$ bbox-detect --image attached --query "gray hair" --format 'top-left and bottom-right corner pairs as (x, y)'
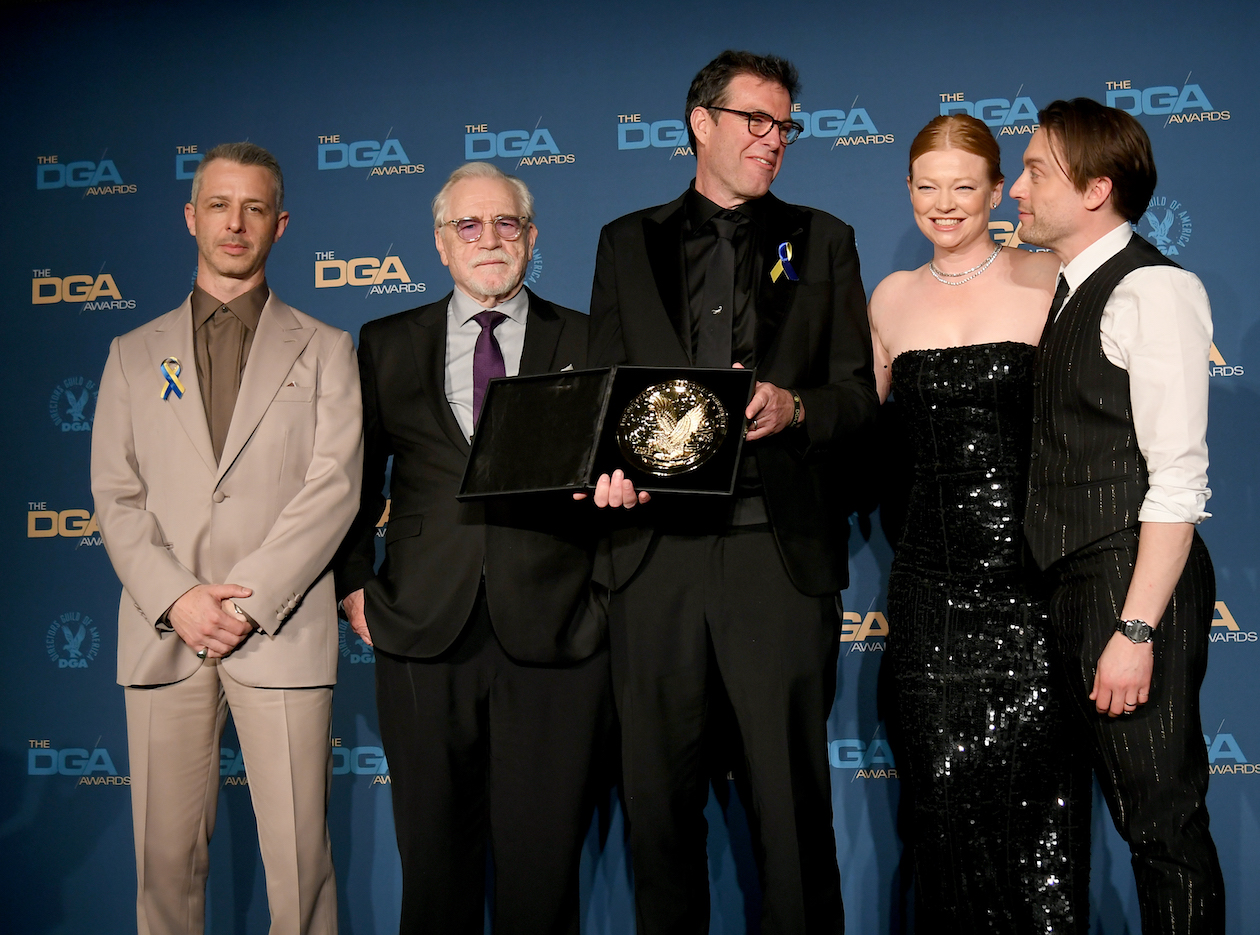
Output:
(190, 142), (285, 212)
(431, 162), (534, 231)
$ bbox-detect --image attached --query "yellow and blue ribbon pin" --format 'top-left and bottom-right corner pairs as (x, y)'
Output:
(770, 241), (798, 283)
(160, 357), (185, 400)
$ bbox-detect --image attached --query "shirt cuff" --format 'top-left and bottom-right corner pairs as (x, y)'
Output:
(1138, 487), (1212, 525)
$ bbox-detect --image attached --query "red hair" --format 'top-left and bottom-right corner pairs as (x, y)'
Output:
(908, 114), (1002, 182)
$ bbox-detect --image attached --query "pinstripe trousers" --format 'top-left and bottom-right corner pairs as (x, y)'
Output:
(1045, 528), (1224, 935)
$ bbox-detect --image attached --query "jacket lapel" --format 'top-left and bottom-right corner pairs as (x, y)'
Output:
(215, 295), (314, 484)
(754, 194), (809, 366)
(643, 196), (692, 364)
(518, 288), (563, 375)
(407, 294), (471, 455)
(144, 297), (216, 473)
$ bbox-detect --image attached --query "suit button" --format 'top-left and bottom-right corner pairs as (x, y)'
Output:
(212, 491), (226, 503)
(1032, 416), (1040, 424)
(1030, 452), (1039, 459)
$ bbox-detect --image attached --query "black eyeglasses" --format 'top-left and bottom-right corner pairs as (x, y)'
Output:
(707, 107), (804, 144)
(444, 216), (531, 243)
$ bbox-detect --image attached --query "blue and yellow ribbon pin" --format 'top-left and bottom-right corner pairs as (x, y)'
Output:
(770, 241), (798, 283)
(159, 357), (185, 400)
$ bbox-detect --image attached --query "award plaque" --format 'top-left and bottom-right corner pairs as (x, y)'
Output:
(458, 365), (756, 499)
(616, 379), (728, 476)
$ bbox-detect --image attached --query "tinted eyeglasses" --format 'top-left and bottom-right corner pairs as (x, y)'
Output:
(707, 107), (804, 144)
(444, 216), (531, 243)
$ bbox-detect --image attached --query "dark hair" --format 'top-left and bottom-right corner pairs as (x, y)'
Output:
(191, 142), (285, 212)
(684, 50), (801, 152)
(1037, 98), (1156, 223)
(907, 114), (1002, 183)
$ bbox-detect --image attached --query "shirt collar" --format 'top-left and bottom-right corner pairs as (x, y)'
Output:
(684, 180), (763, 232)
(191, 281), (269, 331)
(449, 283), (530, 327)
(1060, 222), (1134, 293)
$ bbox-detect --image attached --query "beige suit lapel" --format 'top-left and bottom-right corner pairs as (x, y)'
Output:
(216, 294), (314, 485)
(143, 297), (216, 473)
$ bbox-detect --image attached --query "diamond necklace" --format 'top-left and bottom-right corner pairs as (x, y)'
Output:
(929, 243), (1002, 286)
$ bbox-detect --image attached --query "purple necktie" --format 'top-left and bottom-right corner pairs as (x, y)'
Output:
(472, 310), (507, 427)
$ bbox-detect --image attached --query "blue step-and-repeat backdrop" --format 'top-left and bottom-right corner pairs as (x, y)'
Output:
(3, 1), (1256, 932)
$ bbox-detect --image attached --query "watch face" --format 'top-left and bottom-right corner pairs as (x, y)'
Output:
(1120, 619), (1153, 642)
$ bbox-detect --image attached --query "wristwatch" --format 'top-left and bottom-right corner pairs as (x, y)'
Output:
(1116, 618), (1155, 644)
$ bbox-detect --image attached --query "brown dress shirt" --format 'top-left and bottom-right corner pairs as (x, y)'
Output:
(191, 282), (269, 463)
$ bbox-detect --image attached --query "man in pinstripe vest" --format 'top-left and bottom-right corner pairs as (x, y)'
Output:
(1012, 98), (1223, 934)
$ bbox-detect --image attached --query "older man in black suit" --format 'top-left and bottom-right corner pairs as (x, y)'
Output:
(586, 50), (877, 935)
(336, 162), (610, 935)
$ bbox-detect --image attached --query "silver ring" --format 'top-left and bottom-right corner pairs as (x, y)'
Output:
(196, 648), (207, 660)
(751, 418), (758, 430)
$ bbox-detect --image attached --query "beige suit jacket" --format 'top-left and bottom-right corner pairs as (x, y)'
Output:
(91, 292), (363, 689)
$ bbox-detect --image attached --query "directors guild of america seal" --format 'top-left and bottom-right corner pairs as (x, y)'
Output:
(617, 379), (728, 476)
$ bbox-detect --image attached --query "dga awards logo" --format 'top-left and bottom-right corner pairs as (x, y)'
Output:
(314, 250), (425, 296)
(617, 114), (691, 156)
(939, 89), (1040, 136)
(175, 144), (203, 179)
(27, 502), (102, 545)
(32, 268), (134, 310)
(48, 376), (97, 433)
(792, 101), (893, 147)
(1138, 195), (1191, 255)
(1204, 729), (1254, 776)
(27, 740), (124, 783)
(45, 611), (100, 669)
(465, 121), (575, 166)
(317, 132), (425, 177)
(36, 154), (135, 194)
(1104, 78), (1228, 125)
(338, 619), (375, 664)
(1210, 601), (1254, 643)
(828, 735), (898, 779)
(1208, 344), (1243, 378)
(331, 741), (390, 782)
(841, 610), (888, 652)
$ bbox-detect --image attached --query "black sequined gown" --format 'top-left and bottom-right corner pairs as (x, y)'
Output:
(885, 342), (1088, 934)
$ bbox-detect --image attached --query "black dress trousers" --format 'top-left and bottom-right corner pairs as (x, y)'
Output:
(374, 590), (613, 935)
(610, 527), (843, 935)
(1046, 528), (1224, 935)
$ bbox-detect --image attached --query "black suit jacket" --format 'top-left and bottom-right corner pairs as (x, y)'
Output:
(589, 190), (877, 596)
(335, 288), (603, 664)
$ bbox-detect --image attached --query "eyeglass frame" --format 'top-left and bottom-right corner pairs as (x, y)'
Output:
(705, 106), (805, 145)
(442, 215), (533, 243)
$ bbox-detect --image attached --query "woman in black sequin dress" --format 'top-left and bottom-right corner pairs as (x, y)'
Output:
(868, 115), (1090, 933)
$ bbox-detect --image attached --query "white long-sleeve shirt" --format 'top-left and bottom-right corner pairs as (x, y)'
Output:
(1057, 222), (1212, 524)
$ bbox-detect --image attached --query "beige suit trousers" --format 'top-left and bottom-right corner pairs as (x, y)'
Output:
(124, 662), (337, 935)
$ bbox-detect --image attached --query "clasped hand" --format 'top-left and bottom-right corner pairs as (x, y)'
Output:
(168, 583), (254, 659)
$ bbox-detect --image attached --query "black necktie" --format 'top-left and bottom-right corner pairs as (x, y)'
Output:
(697, 213), (741, 368)
(1048, 274), (1070, 320)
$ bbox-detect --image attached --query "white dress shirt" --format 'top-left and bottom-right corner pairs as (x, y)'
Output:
(1057, 222), (1212, 524)
(445, 286), (529, 440)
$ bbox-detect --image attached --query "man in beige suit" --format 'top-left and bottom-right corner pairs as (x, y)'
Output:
(90, 142), (362, 935)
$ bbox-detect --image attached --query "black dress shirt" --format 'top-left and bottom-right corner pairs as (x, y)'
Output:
(681, 185), (763, 368)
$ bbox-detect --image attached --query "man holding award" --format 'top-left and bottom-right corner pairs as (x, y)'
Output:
(587, 50), (877, 933)
(335, 162), (611, 935)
